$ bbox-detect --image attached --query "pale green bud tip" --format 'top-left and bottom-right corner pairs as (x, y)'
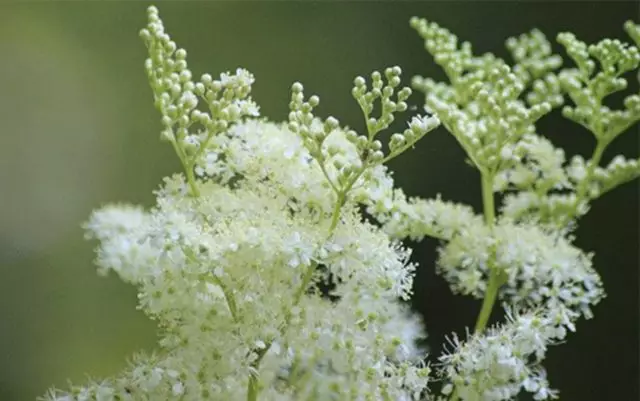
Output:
(292, 82), (304, 93)
(325, 116), (339, 129)
(309, 95), (320, 107)
(356, 135), (368, 148)
(200, 74), (212, 85)
(175, 49), (187, 60)
(371, 150), (384, 162)
(354, 76), (366, 87)
(139, 29), (151, 41)
(399, 87), (412, 98)
(625, 94), (640, 110)
(625, 21), (640, 44)
(392, 66), (402, 76)
(409, 16), (423, 29)
(147, 5), (159, 16)
(160, 129), (174, 141)
(179, 70), (192, 83)
(210, 81), (222, 92)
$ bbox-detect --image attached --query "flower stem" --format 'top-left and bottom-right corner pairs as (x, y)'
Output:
(474, 173), (500, 333)
(185, 166), (200, 197)
(474, 262), (502, 332)
(169, 138), (201, 197)
(481, 172), (495, 226)
(328, 193), (345, 235)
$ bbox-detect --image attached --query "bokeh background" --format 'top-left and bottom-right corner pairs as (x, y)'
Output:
(1, 2), (637, 400)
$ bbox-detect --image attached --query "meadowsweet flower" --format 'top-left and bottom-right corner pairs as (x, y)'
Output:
(44, 6), (640, 401)
(44, 7), (435, 400)
(438, 308), (564, 401)
(367, 189), (484, 242)
(437, 219), (604, 320)
(70, 158), (430, 400)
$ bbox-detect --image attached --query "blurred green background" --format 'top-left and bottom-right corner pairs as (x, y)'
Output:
(0, 2), (637, 400)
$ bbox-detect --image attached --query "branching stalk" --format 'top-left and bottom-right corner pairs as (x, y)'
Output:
(475, 172), (501, 334)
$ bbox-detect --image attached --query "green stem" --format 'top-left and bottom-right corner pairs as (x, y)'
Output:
(328, 193), (345, 235)
(185, 166), (200, 198)
(574, 139), (606, 212)
(481, 173), (495, 226)
(474, 264), (502, 332)
(169, 138), (200, 197)
(580, 140), (606, 198)
(474, 173), (500, 333)
(446, 173), (503, 398)
(209, 275), (238, 322)
(247, 375), (259, 401)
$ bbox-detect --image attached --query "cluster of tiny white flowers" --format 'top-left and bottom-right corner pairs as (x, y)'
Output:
(366, 188), (484, 242)
(44, 6), (435, 401)
(368, 18), (638, 401)
(72, 169), (431, 400)
(437, 219), (604, 320)
(194, 118), (339, 213)
(496, 133), (577, 226)
(494, 133), (570, 195)
(438, 308), (565, 401)
(44, 7), (640, 401)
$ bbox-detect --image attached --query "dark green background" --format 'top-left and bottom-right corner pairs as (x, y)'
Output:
(1, 2), (637, 400)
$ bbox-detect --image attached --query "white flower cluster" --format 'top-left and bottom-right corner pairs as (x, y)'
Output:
(498, 138), (640, 227)
(438, 308), (565, 401)
(192, 118), (340, 213)
(437, 219), (604, 320)
(494, 133), (569, 195)
(367, 17), (639, 401)
(496, 133), (578, 226)
(49, 139), (430, 400)
(44, 6), (640, 401)
(366, 182), (604, 325)
(367, 188), (484, 242)
(45, 6), (435, 401)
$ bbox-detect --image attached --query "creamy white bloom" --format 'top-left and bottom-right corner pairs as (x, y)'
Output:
(437, 219), (604, 321)
(439, 308), (563, 401)
(45, 5), (640, 401)
(70, 138), (428, 400)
